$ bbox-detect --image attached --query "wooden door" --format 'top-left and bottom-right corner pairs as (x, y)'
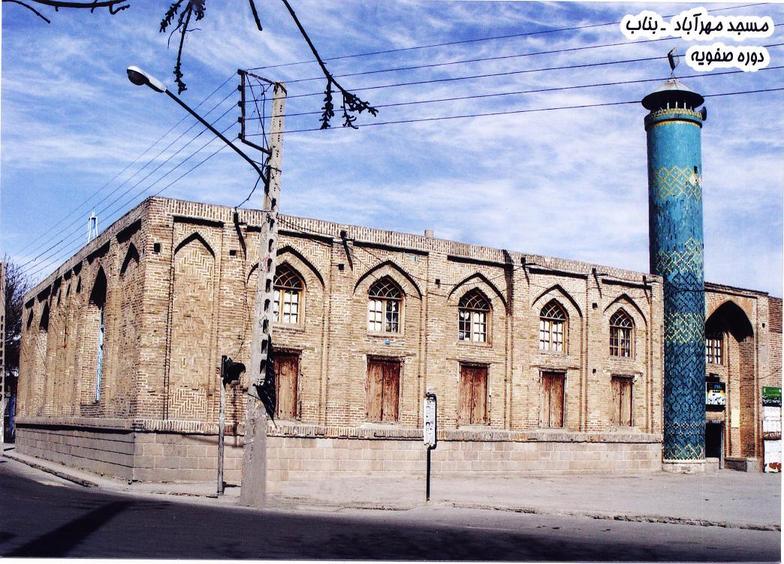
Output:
(275, 353), (299, 419)
(611, 376), (633, 427)
(459, 364), (488, 425)
(542, 372), (564, 428)
(367, 358), (400, 422)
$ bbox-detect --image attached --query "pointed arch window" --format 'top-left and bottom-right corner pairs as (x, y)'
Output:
(90, 270), (107, 402)
(610, 310), (634, 358)
(273, 264), (304, 325)
(368, 277), (402, 333)
(539, 301), (566, 352)
(458, 290), (490, 343)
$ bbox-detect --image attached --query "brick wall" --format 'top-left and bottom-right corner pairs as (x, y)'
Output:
(14, 197), (777, 481)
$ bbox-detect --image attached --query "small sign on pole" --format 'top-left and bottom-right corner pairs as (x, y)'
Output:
(424, 393), (437, 448)
(424, 392), (437, 501)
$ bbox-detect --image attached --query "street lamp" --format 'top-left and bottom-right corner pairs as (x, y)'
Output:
(126, 65), (264, 178)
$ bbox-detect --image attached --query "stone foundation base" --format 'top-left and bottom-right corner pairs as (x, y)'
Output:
(725, 456), (760, 472)
(15, 424), (244, 484)
(662, 459), (707, 473)
(16, 420), (664, 485)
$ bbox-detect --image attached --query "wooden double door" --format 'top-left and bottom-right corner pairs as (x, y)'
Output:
(274, 352), (299, 420)
(459, 364), (488, 425)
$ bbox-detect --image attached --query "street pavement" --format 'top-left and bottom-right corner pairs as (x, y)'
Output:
(0, 457), (781, 560)
(4, 446), (780, 531)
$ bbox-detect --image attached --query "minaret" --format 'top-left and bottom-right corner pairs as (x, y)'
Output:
(642, 79), (707, 471)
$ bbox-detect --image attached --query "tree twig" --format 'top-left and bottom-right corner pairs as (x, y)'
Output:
(278, 0), (377, 128)
(248, 0), (262, 31)
(2, 0), (52, 22)
(160, 0), (206, 94)
(4, 0), (129, 14)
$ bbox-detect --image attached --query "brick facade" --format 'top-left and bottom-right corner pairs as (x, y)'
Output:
(15, 197), (780, 483)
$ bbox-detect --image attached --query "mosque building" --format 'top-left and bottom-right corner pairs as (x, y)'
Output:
(14, 79), (781, 485)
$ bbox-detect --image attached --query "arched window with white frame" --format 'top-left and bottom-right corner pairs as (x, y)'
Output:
(273, 264), (304, 325)
(368, 277), (402, 333)
(458, 290), (490, 343)
(609, 309), (634, 358)
(539, 300), (566, 352)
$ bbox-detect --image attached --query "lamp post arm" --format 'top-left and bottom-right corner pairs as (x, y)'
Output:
(164, 89), (266, 179)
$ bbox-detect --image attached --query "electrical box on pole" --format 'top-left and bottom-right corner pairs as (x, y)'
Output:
(239, 74), (287, 508)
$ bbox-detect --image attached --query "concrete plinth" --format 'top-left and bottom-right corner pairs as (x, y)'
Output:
(725, 457), (760, 472)
(662, 459), (707, 473)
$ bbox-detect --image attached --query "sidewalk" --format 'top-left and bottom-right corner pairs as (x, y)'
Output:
(4, 446), (780, 530)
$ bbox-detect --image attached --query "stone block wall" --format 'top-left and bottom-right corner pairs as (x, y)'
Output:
(265, 424), (662, 492)
(15, 423), (136, 481)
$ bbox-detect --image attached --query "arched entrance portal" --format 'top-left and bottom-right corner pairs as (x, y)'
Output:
(705, 301), (756, 461)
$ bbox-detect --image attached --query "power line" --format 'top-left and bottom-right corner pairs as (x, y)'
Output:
(277, 86), (784, 135)
(24, 137), (232, 281)
(248, 3), (768, 71)
(284, 41), (784, 101)
(18, 92), (238, 269)
(15, 75), (237, 258)
(22, 119), (238, 279)
(281, 37), (675, 86)
(23, 125), (232, 279)
(251, 66), (783, 121)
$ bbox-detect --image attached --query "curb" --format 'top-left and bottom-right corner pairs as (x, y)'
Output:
(446, 502), (782, 532)
(267, 495), (781, 532)
(3, 451), (99, 488)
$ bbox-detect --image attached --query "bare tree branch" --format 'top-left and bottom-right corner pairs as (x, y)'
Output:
(2, 0), (52, 22)
(9, 0), (376, 128)
(160, 0), (206, 94)
(278, 0), (377, 129)
(2, 259), (31, 379)
(248, 0), (262, 31)
(2, 0), (130, 16)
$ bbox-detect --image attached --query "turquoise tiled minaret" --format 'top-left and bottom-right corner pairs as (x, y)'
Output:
(643, 80), (706, 464)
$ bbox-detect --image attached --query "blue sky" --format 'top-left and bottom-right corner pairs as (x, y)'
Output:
(2, 1), (782, 295)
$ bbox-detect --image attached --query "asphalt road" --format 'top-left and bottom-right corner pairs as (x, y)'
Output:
(0, 458), (780, 561)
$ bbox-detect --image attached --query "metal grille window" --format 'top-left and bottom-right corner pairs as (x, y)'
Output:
(458, 290), (490, 343)
(272, 264), (303, 325)
(705, 333), (723, 365)
(539, 301), (566, 352)
(609, 310), (634, 358)
(368, 278), (402, 333)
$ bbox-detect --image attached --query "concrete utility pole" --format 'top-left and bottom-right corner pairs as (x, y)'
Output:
(1, 262), (6, 454)
(126, 66), (286, 503)
(240, 82), (287, 508)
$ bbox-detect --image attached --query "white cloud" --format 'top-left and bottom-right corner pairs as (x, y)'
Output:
(2, 1), (782, 295)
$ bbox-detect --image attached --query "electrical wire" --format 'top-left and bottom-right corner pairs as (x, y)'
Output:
(282, 41), (784, 101)
(18, 95), (238, 270)
(280, 37), (676, 86)
(276, 86), (784, 135)
(247, 66), (784, 122)
(15, 74), (236, 257)
(22, 122), (237, 280)
(248, 2), (769, 71)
